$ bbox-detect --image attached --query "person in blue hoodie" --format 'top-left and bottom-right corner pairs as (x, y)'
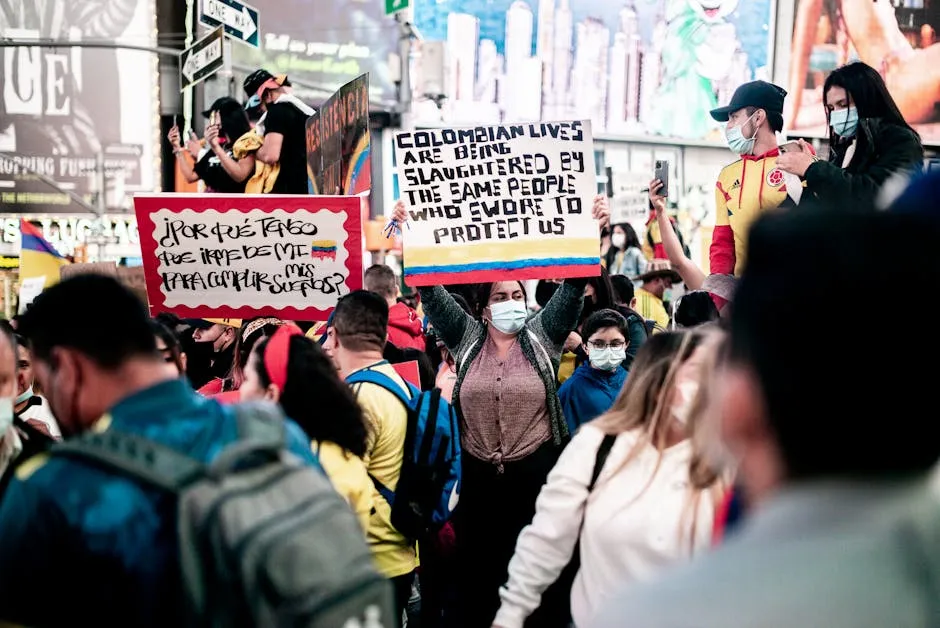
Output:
(558, 309), (630, 435)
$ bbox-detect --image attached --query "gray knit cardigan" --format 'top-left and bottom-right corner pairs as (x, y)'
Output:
(418, 281), (586, 448)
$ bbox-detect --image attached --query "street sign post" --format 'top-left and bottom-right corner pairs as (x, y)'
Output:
(385, 0), (409, 15)
(200, 0), (260, 49)
(180, 26), (225, 91)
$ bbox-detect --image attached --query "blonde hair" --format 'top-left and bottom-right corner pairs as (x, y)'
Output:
(592, 325), (728, 551)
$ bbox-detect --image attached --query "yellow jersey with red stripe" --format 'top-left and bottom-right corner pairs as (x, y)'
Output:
(710, 148), (797, 276)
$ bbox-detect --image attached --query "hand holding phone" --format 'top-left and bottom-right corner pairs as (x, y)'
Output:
(779, 141), (801, 154)
(654, 160), (669, 197)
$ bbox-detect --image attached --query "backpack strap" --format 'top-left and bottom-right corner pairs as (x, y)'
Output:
(588, 434), (617, 492)
(346, 370), (416, 509)
(52, 430), (204, 493)
(368, 472), (397, 507)
(346, 369), (417, 406)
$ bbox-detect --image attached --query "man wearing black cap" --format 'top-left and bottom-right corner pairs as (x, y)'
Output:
(243, 70), (315, 194)
(707, 81), (814, 277)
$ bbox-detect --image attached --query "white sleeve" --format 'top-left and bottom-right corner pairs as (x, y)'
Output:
(494, 426), (607, 628)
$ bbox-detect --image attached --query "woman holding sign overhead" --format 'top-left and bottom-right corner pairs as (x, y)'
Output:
(392, 196), (610, 628)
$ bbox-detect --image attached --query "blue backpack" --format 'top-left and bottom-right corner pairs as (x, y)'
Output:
(346, 369), (461, 539)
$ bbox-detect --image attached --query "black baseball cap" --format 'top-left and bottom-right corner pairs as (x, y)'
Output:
(710, 80), (787, 122)
(243, 69), (291, 99)
(202, 96), (243, 119)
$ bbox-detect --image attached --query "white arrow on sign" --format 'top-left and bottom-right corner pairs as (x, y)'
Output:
(204, 0), (257, 40)
(182, 36), (223, 83)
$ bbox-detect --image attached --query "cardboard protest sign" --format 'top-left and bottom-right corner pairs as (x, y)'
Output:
(133, 194), (363, 321)
(608, 168), (651, 224)
(59, 262), (149, 306)
(306, 74), (371, 195)
(60, 262), (118, 281)
(394, 121), (600, 287)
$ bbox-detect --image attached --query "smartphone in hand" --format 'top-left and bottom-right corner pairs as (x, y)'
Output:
(779, 141), (801, 153)
(654, 160), (669, 197)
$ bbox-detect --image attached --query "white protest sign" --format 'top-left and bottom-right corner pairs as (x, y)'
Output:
(394, 121), (600, 286)
(609, 169), (651, 223)
(18, 276), (45, 314)
(133, 195), (364, 321)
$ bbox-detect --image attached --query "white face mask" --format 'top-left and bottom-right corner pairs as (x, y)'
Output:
(488, 300), (527, 335)
(672, 380), (700, 425)
(611, 233), (626, 249)
(0, 397), (13, 435)
(589, 346), (626, 371)
(15, 385), (33, 406)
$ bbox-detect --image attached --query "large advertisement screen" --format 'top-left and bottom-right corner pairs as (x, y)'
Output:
(0, 0), (159, 214)
(787, 0), (940, 145)
(411, 0), (775, 142)
(231, 0), (399, 107)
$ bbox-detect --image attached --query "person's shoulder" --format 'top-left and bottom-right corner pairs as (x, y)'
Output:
(874, 120), (924, 154)
(717, 159), (744, 178)
(349, 366), (410, 413)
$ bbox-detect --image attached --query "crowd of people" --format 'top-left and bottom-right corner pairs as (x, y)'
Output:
(0, 59), (937, 628)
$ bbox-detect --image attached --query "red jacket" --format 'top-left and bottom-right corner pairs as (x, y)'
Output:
(387, 301), (425, 350)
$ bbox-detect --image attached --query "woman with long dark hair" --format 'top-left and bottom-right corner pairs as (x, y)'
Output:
(168, 97), (255, 193)
(241, 326), (372, 531)
(777, 61), (923, 210)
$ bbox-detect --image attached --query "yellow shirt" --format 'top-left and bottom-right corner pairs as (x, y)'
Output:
(635, 287), (670, 330)
(348, 363), (417, 578)
(313, 440), (373, 534)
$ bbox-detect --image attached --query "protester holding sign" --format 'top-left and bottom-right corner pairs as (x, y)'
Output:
(390, 192), (609, 628)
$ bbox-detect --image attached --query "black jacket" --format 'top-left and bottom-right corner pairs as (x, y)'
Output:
(802, 118), (923, 211)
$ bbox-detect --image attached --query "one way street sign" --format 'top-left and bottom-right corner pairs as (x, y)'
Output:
(179, 26), (225, 91)
(200, 0), (260, 49)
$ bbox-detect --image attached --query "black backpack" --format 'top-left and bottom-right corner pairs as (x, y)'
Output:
(52, 402), (395, 627)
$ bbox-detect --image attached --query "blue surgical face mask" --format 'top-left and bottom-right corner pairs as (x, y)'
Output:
(488, 299), (527, 335)
(830, 106), (859, 138)
(724, 112), (757, 156)
(589, 346), (626, 371)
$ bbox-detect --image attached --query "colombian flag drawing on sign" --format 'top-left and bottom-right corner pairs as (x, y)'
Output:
(20, 220), (69, 287)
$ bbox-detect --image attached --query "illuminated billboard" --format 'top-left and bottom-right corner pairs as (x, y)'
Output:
(0, 0), (160, 214)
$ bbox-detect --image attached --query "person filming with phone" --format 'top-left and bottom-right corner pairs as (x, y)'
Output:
(775, 62), (923, 212)
(708, 81), (811, 277)
(168, 97), (254, 193)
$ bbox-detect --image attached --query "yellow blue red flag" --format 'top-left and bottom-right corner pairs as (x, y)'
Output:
(20, 219), (68, 287)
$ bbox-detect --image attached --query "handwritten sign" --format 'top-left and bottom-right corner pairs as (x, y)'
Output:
(306, 73), (371, 195)
(609, 168), (651, 223)
(133, 194), (363, 321)
(394, 121), (600, 286)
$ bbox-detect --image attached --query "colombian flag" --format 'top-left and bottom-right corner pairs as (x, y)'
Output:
(20, 220), (68, 287)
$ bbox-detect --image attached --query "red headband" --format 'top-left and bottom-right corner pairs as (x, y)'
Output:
(263, 324), (304, 392)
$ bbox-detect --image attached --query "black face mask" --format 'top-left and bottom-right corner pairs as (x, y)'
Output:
(180, 335), (215, 388)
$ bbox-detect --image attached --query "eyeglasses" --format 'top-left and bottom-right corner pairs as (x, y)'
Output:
(588, 340), (626, 350)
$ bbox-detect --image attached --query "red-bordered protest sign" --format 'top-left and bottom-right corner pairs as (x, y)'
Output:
(133, 194), (363, 321)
